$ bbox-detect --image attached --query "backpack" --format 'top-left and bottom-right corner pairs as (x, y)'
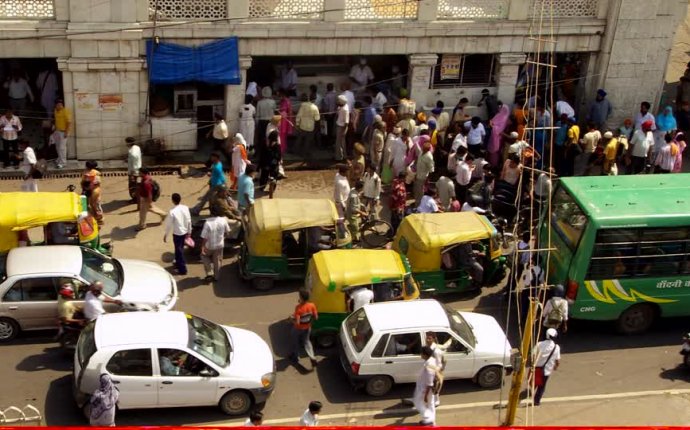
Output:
(152, 180), (161, 202)
(545, 298), (566, 328)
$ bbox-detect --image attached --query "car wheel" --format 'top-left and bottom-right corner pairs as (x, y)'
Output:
(0, 317), (19, 342)
(476, 366), (503, 388)
(315, 332), (337, 349)
(365, 375), (393, 396)
(252, 277), (274, 291)
(616, 303), (655, 335)
(219, 390), (253, 416)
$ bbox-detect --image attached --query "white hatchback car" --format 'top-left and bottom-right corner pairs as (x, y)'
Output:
(0, 245), (178, 341)
(73, 311), (276, 416)
(339, 300), (512, 396)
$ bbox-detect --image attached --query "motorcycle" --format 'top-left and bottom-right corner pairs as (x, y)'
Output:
(681, 333), (690, 367)
(58, 321), (85, 351)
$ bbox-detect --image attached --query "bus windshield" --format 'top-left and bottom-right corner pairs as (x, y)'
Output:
(551, 186), (588, 251)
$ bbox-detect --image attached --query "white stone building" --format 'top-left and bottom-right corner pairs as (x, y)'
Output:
(0, 0), (687, 160)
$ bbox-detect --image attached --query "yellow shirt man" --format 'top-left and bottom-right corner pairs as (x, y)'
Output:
(567, 124), (580, 146)
(54, 105), (72, 133)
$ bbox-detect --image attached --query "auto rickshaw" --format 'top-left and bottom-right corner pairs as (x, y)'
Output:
(0, 192), (111, 255)
(239, 199), (351, 290)
(392, 212), (507, 295)
(306, 249), (420, 347)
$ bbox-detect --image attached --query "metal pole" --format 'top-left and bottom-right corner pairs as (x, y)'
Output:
(503, 298), (536, 426)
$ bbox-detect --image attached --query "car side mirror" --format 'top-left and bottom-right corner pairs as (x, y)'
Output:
(199, 368), (217, 377)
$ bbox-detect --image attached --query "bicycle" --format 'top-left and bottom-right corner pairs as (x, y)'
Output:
(358, 213), (394, 249)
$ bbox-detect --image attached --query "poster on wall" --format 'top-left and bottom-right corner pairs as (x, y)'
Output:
(440, 55), (461, 80)
(75, 93), (98, 110)
(99, 94), (124, 112)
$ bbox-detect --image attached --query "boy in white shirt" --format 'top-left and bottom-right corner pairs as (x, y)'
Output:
(362, 163), (381, 217)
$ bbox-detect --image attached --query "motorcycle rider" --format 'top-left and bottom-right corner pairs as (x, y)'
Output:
(83, 281), (121, 321)
(56, 282), (85, 340)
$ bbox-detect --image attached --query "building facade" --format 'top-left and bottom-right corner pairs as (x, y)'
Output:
(1, 0), (687, 160)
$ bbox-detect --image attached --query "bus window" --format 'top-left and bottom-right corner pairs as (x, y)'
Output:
(551, 187), (588, 251)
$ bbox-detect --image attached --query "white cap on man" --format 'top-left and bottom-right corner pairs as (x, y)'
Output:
(546, 328), (558, 339)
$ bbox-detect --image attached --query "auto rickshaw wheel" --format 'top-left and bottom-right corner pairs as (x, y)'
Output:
(251, 277), (275, 291)
(315, 332), (337, 349)
(365, 375), (393, 396)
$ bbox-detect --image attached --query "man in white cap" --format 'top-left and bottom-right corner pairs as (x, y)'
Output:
(335, 95), (350, 161)
(531, 327), (561, 406)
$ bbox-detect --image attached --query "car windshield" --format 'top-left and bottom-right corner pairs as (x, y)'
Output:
(345, 307), (373, 353)
(77, 320), (97, 367)
(79, 248), (121, 297)
(443, 304), (476, 348)
(187, 314), (230, 367)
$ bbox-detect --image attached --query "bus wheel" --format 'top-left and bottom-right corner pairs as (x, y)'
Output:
(616, 303), (655, 335)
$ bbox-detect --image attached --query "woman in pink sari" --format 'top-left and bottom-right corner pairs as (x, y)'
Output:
(673, 132), (687, 173)
(488, 103), (510, 167)
(278, 89), (293, 154)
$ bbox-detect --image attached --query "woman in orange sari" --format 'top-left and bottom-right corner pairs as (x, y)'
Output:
(513, 105), (527, 140)
(229, 133), (248, 190)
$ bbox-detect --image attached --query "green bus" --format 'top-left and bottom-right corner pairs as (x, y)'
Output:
(541, 174), (690, 334)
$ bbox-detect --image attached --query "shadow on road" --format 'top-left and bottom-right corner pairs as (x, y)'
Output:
(102, 199), (134, 213)
(16, 346), (72, 372)
(108, 226), (138, 242)
(659, 364), (690, 383)
(44, 374), (83, 425)
(211, 263), (301, 298)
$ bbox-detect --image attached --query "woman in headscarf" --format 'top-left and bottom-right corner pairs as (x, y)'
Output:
(512, 104), (527, 140)
(488, 103), (510, 166)
(278, 89), (293, 154)
(229, 133), (248, 189)
(674, 132), (687, 173)
(383, 105), (398, 134)
(238, 95), (255, 154)
(89, 373), (119, 426)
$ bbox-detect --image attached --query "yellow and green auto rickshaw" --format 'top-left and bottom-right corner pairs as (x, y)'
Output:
(239, 199), (351, 290)
(392, 212), (507, 295)
(306, 249), (420, 347)
(0, 192), (110, 255)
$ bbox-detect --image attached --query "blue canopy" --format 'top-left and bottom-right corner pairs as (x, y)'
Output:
(146, 37), (241, 85)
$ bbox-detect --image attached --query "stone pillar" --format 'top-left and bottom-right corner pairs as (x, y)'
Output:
(224, 56), (252, 135)
(407, 54), (437, 105)
(417, 0), (438, 22)
(496, 53), (526, 106)
(228, 0), (250, 19)
(324, 0), (345, 21)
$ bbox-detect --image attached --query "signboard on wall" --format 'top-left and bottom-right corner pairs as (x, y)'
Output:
(99, 94), (123, 112)
(440, 55), (461, 80)
(75, 93), (98, 111)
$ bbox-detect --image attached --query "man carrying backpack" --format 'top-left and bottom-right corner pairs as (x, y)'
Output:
(136, 167), (166, 231)
(543, 284), (569, 334)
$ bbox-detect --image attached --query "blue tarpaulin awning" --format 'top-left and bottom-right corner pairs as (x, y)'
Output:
(146, 37), (241, 85)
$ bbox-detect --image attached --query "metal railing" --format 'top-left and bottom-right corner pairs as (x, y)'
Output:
(0, 405), (42, 425)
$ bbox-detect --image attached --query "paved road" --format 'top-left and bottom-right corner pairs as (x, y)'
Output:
(0, 171), (689, 426)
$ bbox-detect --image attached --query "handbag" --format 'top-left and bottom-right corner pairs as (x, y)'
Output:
(184, 236), (195, 248)
(381, 164), (393, 185)
(532, 344), (557, 387)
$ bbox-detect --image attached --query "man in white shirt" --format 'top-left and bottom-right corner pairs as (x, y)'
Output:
(19, 140), (38, 192)
(126, 137), (142, 200)
(333, 165), (351, 217)
(83, 282), (120, 321)
(348, 287), (374, 311)
(436, 175), (456, 211)
(630, 120), (655, 173)
(464, 117), (486, 156)
(280, 61), (298, 96)
(532, 328), (561, 406)
(555, 100), (575, 119)
(582, 123), (602, 154)
(339, 83), (355, 112)
(295, 94), (321, 160)
(4, 72), (33, 113)
(164, 193), (192, 275)
(417, 188), (441, 214)
(414, 142), (435, 206)
(508, 132), (529, 158)
(207, 113), (229, 160)
(454, 154), (474, 204)
(349, 58), (374, 93)
(451, 129), (468, 152)
(200, 212), (230, 282)
(1, 109), (22, 168)
(299, 401), (322, 426)
(414, 346), (437, 425)
(633, 101), (656, 132)
(335, 96), (350, 161)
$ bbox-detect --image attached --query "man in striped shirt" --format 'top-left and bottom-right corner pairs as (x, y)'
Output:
(654, 133), (677, 173)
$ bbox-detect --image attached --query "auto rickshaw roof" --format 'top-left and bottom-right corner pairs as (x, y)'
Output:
(248, 198), (340, 234)
(399, 212), (496, 251)
(312, 249), (408, 288)
(0, 192), (84, 231)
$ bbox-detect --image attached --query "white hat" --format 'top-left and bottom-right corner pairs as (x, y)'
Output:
(337, 95), (347, 105)
(510, 131), (519, 139)
(603, 131), (613, 139)
(546, 328), (558, 339)
(419, 124), (429, 131)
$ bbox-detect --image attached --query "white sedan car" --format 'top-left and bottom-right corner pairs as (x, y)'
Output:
(73, 311), (276, 416)
(339, 300), (513, 396)
(0, 246), (178, 341)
